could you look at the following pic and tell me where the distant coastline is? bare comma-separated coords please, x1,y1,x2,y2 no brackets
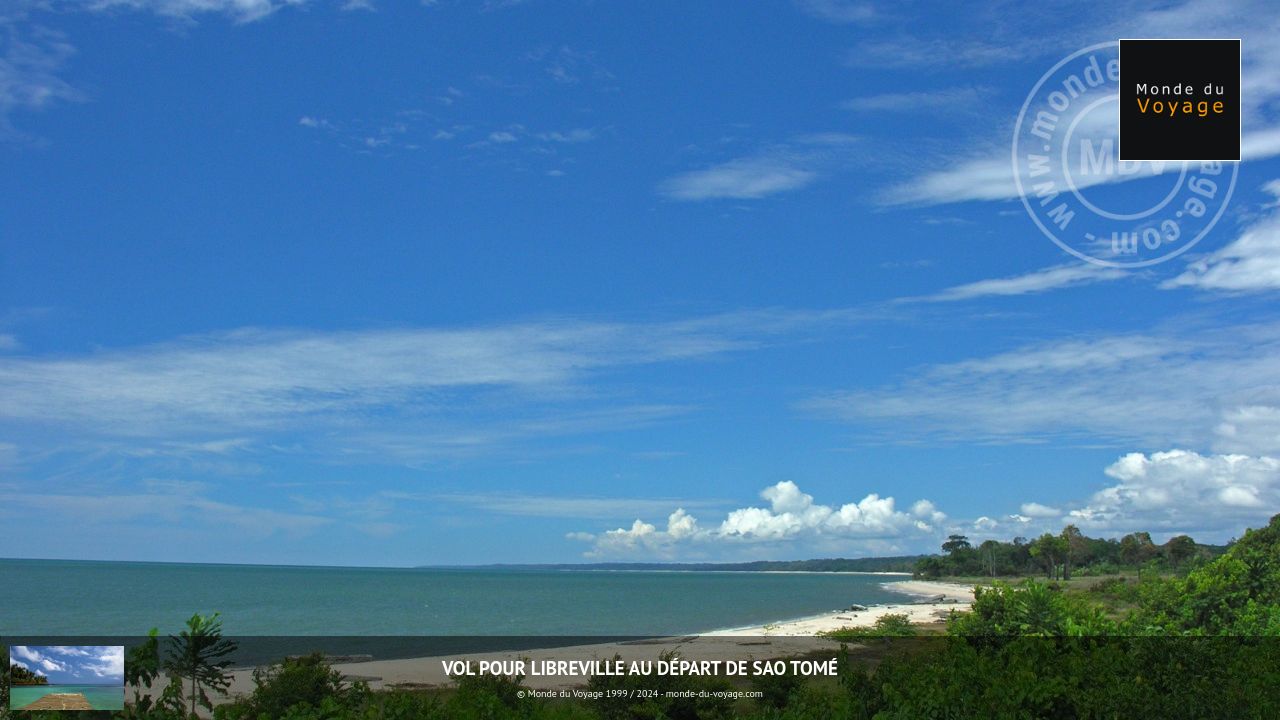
2,555,924,573
439,556,925,573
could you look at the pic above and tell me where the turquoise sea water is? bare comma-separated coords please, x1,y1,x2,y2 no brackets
0,559,910,636
10,685,125,710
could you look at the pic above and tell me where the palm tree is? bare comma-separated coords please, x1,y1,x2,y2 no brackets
164,612,239,718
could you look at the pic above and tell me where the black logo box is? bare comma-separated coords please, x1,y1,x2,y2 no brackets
1119,39,1241,162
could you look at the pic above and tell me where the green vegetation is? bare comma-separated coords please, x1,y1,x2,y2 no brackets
8,664,50,686
1,647,9,720
916,525,1226,580
819,613,918,641
166,613,239,718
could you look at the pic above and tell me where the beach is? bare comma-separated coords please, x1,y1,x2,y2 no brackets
188,578,977,699
701,579,974,636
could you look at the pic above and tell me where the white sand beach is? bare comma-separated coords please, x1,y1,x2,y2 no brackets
701,579,974,636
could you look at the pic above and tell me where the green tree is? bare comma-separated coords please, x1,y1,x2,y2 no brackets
978,539,999,577
213,652,367,720
1120,531,1156,566
914,555,945,579
165,612,239,718
1061,524,1086,580
941,534,971,555
1165,534,1196,569
1029,533,1066,580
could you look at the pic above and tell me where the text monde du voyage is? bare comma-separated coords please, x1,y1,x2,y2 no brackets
1134,82,1229,118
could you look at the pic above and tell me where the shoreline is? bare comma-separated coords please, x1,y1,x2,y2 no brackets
700,579,974,636
138,579,976,705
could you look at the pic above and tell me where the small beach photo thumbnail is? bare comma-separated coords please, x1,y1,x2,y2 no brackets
7,645,124,711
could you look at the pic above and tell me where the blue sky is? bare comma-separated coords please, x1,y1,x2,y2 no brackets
9,645,124,685
2,0,1280,565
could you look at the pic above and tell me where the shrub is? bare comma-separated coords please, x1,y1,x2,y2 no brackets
214,652,362,720
820,613,918,641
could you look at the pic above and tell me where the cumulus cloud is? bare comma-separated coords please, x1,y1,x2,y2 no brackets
572,481,943,557
11,646,124,682
76,646,125,680
11,647,69,674
1065,449,1280,536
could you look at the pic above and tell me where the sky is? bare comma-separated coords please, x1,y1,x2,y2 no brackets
2,0,1280,565
9,645,124,685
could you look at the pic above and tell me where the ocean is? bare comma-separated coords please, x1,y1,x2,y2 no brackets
9,685,125,711
0,559,911,636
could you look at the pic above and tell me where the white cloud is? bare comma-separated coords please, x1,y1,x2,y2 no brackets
905,263,1127,302
0,310,867,464
297,115,337,130
847,37,1028,69
794,0,874,24
806,320,1280,455
660,156,817,201
11,647,69,674
573,480,942,557
536,128,595,143
1065,449,1280,536
881,151,1016,205
487,130,517,143
1019,502,1061,518
1163,204,1280,292
880,3,1280,207
34,646,125,680
842,87,989,113
79,646,125,680
0,20,83,136
0,486,331,537
87,0,310,24
659,134,858,201
421,492,728,520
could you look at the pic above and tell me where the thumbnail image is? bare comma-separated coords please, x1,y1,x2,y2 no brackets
8,646,124,712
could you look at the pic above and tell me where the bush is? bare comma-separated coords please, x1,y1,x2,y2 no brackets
820,613,918,642
214,652,362,720
948,580,1116,637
